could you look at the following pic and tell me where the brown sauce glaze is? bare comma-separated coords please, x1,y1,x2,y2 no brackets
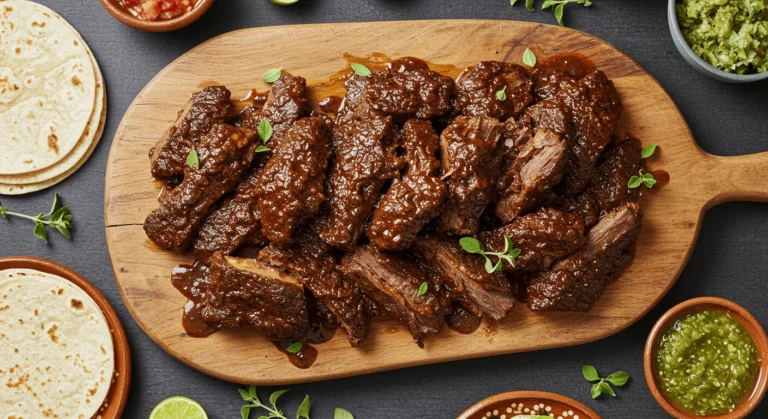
535,52,596,80
233,89,269,112
447,306,482,334
172,262,219,337
274,341,319,369
318,96,343,118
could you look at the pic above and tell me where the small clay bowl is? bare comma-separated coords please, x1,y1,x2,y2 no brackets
0,256,131,418
644,297,768,419
457,391,601,419
99,0,215,32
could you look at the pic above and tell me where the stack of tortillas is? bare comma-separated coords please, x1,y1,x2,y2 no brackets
0,0,106,195
0,268,115,418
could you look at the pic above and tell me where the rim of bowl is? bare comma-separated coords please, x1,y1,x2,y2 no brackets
456,391,601,419
98,0,215,32
0,256,132,418
667,0,768,82
644,297,768,419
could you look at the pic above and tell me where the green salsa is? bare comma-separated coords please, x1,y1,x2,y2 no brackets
677,0,768,74
656,310,759,416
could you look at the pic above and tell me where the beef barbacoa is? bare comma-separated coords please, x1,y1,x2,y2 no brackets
144,56,654,360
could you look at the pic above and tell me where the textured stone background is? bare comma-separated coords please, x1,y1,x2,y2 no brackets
2,0,767,417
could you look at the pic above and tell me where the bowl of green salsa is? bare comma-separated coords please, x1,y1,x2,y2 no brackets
645,297,768,418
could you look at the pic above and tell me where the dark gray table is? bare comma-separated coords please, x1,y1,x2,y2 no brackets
2,1,767,417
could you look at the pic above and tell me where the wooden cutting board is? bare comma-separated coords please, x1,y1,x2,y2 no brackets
104,20,768,385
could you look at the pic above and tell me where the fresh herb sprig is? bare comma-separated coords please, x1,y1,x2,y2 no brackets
417,282,428,296
239,386,301,419
350,63,372,77
186,150,199,169
238,386,352,419
523,48,537,67
262,68,283,83
334,408,354,419
257,119,274,153
511,0,593,26
628,144,658,189
582,365,629,399
460,235,522,273
0,193,72,243
286,342,303,354
496,86,507,101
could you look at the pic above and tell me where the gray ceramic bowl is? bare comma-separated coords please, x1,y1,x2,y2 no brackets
669,0,768,83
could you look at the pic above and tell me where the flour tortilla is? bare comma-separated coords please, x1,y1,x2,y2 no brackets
0,0,97,174
0,86,105,194
0,8,105,185
0,268,114,419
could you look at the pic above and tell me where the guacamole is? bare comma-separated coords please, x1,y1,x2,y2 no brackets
677,0,768,74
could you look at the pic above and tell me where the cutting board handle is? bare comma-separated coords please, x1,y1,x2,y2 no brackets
704,152,768,207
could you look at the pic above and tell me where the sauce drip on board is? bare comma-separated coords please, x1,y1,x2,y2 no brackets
447,306,482,334
274,341,319,369
172,261,219,337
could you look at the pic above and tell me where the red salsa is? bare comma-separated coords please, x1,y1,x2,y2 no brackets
117,0,197,21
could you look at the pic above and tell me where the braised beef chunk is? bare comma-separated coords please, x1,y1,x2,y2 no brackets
367,120,447,250
588,135,642,215
527,203,642,311
193,168,265,264
477,208,586,273
198,253,308,341
549,190,601,229
255,117,332,245
545,135,642,229
436,116,503,235
259,230,371,346
315,112,402,249
236,74,310,144
364,58,454,120
150,86,234,180
454,61,533,121
338,245,450,347
145,124,258,252
494,129,568,223
533,70,623,193
414,236,515,321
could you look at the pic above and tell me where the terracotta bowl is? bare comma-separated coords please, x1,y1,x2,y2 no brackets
98,0,215,32
0,256,131,418
457,391,601,419
644,297,768,419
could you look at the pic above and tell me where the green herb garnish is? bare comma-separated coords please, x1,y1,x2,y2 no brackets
496,86,507,101
417,282,428,296
286,342,303,354
350,63,372,77
512,0,593,27
239,386,351,419
641,144,657,159
186,150,199,169
628,170,656,189
256,119,273,153
523,48,537,67
296,395,311,419
239,386,294,419
582,365,629,399
334,408,354,419
511,416,551,419
460,235,521,273
0,193,72,243
262,68,283,83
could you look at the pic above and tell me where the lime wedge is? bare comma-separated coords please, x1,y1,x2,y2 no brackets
270,0,299,5
150,396,208,419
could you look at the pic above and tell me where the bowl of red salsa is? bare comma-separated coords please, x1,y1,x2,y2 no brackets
99,0,215,32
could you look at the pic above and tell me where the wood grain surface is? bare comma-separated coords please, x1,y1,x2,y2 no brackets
104,20,768,385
